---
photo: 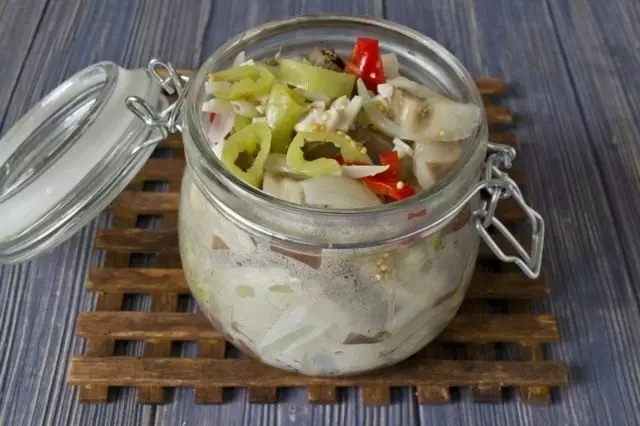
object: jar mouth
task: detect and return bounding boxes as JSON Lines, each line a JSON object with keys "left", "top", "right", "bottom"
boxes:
{"left": 185, "top": 14, "right": 487, "bottom": 218}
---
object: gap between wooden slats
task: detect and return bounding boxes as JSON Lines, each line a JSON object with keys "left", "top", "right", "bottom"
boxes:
{"left": 79, "top": 180, "right": 143, "bottom": 403}
{"left": 85, "top": 268, "right": 550, "bottom": 299}
{"left": 68, "top": 358, "right": 568, "bottom": 388}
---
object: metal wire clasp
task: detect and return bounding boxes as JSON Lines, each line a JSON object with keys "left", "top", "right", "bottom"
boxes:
{"left": 126, "top": 59, "right": 190, "bottom": 152}
{"left": 473, "top": 142, "right": 545, "bottom": 279}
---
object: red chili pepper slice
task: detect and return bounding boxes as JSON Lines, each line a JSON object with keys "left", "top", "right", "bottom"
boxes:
{"left": 345, "top": 37, "right": 385, "bottom": 91}
{"left": 358, "top": 150, "right": 416, "bottom": 201}
{"left": 361, "top": 176, "right": 416, "bottom": 200}
{"left": 209, "top": 112, "right": 217, "bottom": 123}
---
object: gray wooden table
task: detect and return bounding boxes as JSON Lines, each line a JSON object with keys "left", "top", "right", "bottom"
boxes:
{"left": 2, "top": 0, "right": 640, "bottom": 425}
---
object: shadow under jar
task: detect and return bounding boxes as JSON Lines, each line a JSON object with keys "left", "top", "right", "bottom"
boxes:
{"left": 177, "top": 15, "right": 544, "bottom": 376}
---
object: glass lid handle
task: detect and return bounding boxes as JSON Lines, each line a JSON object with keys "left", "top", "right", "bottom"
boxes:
{"left": 126, "top": 59, "right": 190, "bottom": 136}
{"left": 469, "top": 143, "right": 545, "bottom": 279}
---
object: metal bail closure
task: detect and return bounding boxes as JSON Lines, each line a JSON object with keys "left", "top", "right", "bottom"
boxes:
{"left": 0, "top": 59, "right": 183, "bottom": 264}
{"left": 472, "top": 143, "right": 545, "bottom": 278}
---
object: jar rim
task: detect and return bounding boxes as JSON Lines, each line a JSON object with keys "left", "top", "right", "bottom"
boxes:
{"left": 184, "top": 14, "right": 487, "bottom": 219}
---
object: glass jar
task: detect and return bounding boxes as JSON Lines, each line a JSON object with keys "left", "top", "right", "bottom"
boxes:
{"left": 0, "top": 15, "right": 543, "bottom": 377}
{"left": 176, "top": 15, "right": 543, "bottom": 375}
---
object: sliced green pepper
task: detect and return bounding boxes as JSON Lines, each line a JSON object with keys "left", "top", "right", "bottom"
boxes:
{"left": 210, "top": 65, "right": 275, "bottom": 100}
{"left": 278, "top": 59, "right": 356, "bottom": 100}
{"left": 233, "top": 115, "right": 252, "bottom": 132}
{"left": 286, "top": 131, "right": 372, "bottom": 176}
{"left": 265, "top": 84, "right": 308, "bottom": 153}
{"left": 221, "top": 123, "right": 272, "bottom": 187}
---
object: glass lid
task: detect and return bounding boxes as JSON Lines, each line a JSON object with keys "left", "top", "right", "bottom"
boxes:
{"left": 0, "top": 61, "right": 168, "bottom": 264}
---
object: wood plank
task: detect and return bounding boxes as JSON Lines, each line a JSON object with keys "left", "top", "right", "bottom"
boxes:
{"left": 75, "top": 312, "right": 559, "bottom": 343}
{"left": 194, "top": 339, "right": 227, "bottom": 404}
{"left": 509, "top": 300, "right": 551, "bottom": 405}
{"left": 136, "top": 293, "right": 179, "bottom": 404}
{"left": 485, "top": 106, "right": 513, "bottom": 125}
{"left": 361, "top": 385, "right": 391, "bottom": 406}
{"left": 85, "top": 267, "right": 549, "bottom": 299}
{"left": 94, "top": 229, "right": 179, "bottom": 254}
{"left": 307, "top": 386, "right": 338, "bottom": 404}
{"left": 68, "top": 357, "right": 569, "bottom": 387}
{"left": 129, "top": 159, "right": 185, "bottom": 185}
{"left": 463, "top": 303, "right": 503, "bottom": 403}
{"left": 414, "top": 345, "right": 451, "bottom": 404}
{"left": 108, "top": 192, "right": 180, "bottom": 214}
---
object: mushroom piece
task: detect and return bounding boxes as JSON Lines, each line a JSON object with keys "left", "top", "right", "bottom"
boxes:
{"left": 307, "top": 46, "right": 346, "bottom": 71}
{"left": 412, "top": 140, "right": 461, "bottom": 190}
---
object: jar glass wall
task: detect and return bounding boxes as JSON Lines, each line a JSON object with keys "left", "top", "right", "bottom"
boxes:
{"left": 178, "top": 15, "right": 487, "bottom": 375}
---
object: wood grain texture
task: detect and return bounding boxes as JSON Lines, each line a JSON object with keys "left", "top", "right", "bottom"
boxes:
{"left": 74, "top": 311, "right": 559, "bottom": 342}
{"left": 3, "top": 0, "right": 640, "bottom": 425}
{"left": 85, "top": 267, "right": 550, "bottom": 299}
{"left": 69, "top": 357, "right": 568, "bottom": 388}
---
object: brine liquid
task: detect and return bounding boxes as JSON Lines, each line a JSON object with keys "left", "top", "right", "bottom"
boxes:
{"left": 179, "top": 172, "right": 479, "bottom": 375}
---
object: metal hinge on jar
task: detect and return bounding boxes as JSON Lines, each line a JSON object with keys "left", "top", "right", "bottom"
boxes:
{"left": 125, "top": 59, "right": 189, "bottom": 151}
{"left": 473, "top": 143, "right": 545, "bottom": 279}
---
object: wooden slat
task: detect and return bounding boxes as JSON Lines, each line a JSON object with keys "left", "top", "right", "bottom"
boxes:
{"left": 475, "top": 77, "right": 507, "bottom": 95}
{"left": 68, "top": 357, "right": 569, "bottom": 387}
{"left": 463, "top": 303, "right": 503, "bottom": 403}
{"left": 194, "top": 339, "right": 226, "bottom": 404}
{"left": 488, "top": 132, "right": 517, "bottom": 148}
{"left": 485, "top": 106, "right": 513, "bottom": 125}
{"left": 80, "top": 180, "right": 142, "bottom": 403}
{"left": 129, "top": 159, "right": 185, "bottom": 185}
{"left": 108, "top": 181, "right": 527, "bottom": 218}
{"left": 136, "top": 293, "right": 179, "bottom": 404}
{"left": 248, "top": 387, "right": 278, "bottom": 403}
{"left": 108, "top": 192, "right": 180, "bottom": 214}
{"left": 509, "top": 300, "right": 552, "bottom": 404}
{"left": 75, "top": 312, "right": 558, "bottom": 343}
{"left": 86, "top": 268, "right": 549, "bottom": 299}
{"left": 77, "top": 293, "right": 123, "bottom": 403}
{"left": 414, "top": 344, "right": 451, "bottom": 404}
{"left": 362, "top": 385, "right": 391, "bottom": 406}
{"left": 94, "top": 229, "right": 179, "bottom": 254}
{"left": 157, "top": 134, "right": 185, "bottom": 158}
{"left": 307, "top": 386, "right": 338, "bottom": 404}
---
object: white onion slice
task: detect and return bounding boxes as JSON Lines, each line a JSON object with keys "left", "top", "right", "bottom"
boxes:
{"left": 377, "top": 83, "right": 394, "bottom": 99}
{"left": 381, "top": 53, "right": 399, "bottom": 78}
{"left": 387, "top": 77, "right": 482, "bottom": 142}
{"left": 341, "top": 164, "right": 389, "bottom": 179}
{"left": 357, "top": 79, "right": 413, "bottom": 140}
{"left": 300, "top": 175, "right": 382, "bottom": 209}
{"left": 231, "top": 100, "right": 260, "bottom": 117}
{"left": 262, "top": 172, "right": 306, "bottom": 204}
{"left": 204, "top": 81, "right": 232, "bottom": 95}
{"left": 232, "top": 51, "right": 246, "bottom": 66}
{"left": 207, "top": 101, "right": 235, "bottom": 145}
{"left": 264, "top": 154, "right": 307, "bottom": 178}
{"left": 413, "top": 140, "right": 461, "bottom": 189}
{"left": 337, "top": 95, "right": 363, "bottom": 131}
{"left": 392, "top": 137, "right": 414, "bottom": 158}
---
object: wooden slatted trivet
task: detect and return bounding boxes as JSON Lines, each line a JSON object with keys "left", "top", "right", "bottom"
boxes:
{"left": 67, "top": 73, "right": 569, "bottom": 406}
